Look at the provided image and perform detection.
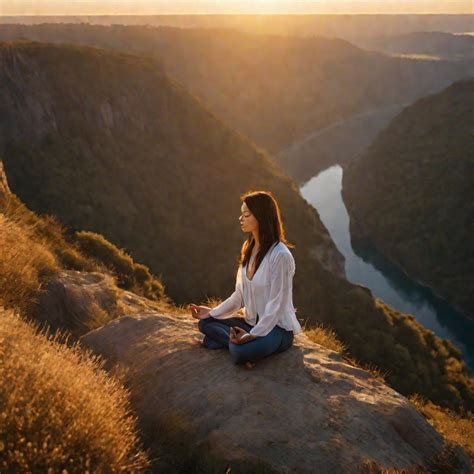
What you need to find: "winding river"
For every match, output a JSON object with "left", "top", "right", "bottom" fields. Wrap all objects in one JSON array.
[{"left": 300, "top": 164, "right": 474, "bottom": 374}]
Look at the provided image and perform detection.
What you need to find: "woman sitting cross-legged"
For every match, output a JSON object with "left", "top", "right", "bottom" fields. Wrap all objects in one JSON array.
[{"left": 190, "top": 190, "right": 302, "bottom": 369}]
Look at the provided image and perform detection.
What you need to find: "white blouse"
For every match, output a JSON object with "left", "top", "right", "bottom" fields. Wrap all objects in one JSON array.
[{"left": 208, "top": 241, "right": 302, "bottom": 337}]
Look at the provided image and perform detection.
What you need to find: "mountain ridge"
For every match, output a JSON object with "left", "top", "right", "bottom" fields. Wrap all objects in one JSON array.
[{"left": 0, "top": 23, "right": 472, "bottom": 155}]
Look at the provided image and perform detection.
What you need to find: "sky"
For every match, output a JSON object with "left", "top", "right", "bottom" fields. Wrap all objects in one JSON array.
[{"left": 1, "top": 1, "right": 472, "bottom": 15}]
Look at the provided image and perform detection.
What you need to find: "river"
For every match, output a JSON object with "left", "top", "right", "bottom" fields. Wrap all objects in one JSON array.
[{"left": 300, "top": 164, "right": 474, "bottom": 374}]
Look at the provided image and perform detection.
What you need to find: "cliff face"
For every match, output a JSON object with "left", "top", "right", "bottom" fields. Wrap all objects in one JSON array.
[
  {"left": 0, "top": 41, "right": 344, "bottom": 312},
  {"left": 342, "top": 78, "right": 474, "bottom": 318}
]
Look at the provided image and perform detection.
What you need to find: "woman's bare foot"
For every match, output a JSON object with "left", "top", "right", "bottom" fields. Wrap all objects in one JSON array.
[
  {"left": 245, "top": 361, "right": 256, "bottom": 370},
  {"left": 193, "top": 335, "right": 205, "bottom": 347}
]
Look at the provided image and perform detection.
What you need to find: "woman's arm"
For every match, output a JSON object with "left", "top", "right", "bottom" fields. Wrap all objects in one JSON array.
[
  {"left": 208, "top": 266, "right": 244, "bottom": 319},
  {"left": 249, "top": 252, "right": 295, "bottom": 337}
]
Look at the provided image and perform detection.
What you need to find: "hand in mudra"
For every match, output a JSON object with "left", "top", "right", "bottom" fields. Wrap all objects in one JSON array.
[
  {"left": 230, "top": 326, "right": 256, "bottom": 344},
  {"left": 190, "top": 303, "right": 212, "bottom": 320}
]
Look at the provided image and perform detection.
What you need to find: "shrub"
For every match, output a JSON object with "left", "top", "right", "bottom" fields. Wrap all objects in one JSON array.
[
  {"left": 75, "top": 230, "right": 166, "bottom": 301},
  {"left": 75, "top": 231, "right": 135, "bottom": 280},
  {"left": 0, "top": 196, "right": 99, "bottom": 274},
  {"left": 0, "top": 212, "right": 58, "bottom": 315},
  {"left": 0, "top": 307, "right": 150, "bottom": 472}
]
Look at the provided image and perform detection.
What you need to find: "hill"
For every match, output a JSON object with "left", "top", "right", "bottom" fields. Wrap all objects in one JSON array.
[
  {"left": 1, "top": 203, "right": 471, "bottom": 471},
  {"left": 342, "top": 78, "right": 474, "bottom": 319},
  {"left": 357, "top": 31, "right": 474, "bottom": 61},
  {"left": 1, "top": 159, "right": 473, "bottom": 472},
  {"left": 0, "top": 40, "right": 343, "bottom": 310},
  {"left": 0, "top": 24, "right": 472, "bottom": 156}
]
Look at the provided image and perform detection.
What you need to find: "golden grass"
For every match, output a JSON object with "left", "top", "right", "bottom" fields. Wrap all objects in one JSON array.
[
  {"left": 0, "top": 307, "right": 150, "bottom": 472},
  {"left": 304, "top": 322, "right": 388, "bottom": 383},
  {"left": 0, "top": 212, "right": 59, "bottom": 315},
  {"left": 304, "top": 322, "right": 347, "bottom": 353},
  {"left": 408, "top": 393, "right": 474, "bottom": 461},
  {"left": 1, "top": 196, "right": 101, "bottom": 274}
]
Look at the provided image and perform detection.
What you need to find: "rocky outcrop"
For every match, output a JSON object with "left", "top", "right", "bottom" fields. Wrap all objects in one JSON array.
[
  {"left": 35, "top": 270, "right": 169, "bottom": 338},
  {"left": 79, "top": 302, "right": 471, "bottom": 472},
  {"left": 36, "top": 271, "right": 122, "bottom": 336}
]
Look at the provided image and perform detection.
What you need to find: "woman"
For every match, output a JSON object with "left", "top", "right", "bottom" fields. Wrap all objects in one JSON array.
[{"left": 190, "top": 190, "right": 302, "bottom": 368}]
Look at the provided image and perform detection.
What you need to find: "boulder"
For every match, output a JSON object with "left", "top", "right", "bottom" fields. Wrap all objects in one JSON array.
[{"left": 79, "top": 305, "right": 470, "bottom": 473}]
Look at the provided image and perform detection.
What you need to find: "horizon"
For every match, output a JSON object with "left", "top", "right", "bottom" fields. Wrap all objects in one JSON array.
[{"left": 1, "top": 1, "right": 472, "bottom": 16}]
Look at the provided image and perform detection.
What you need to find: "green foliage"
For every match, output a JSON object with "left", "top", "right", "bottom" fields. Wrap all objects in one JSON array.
[{"left": 74, "top": 231, "right": 166, "bottom": 301}]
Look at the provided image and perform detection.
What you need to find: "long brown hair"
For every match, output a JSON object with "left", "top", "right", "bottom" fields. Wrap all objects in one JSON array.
[{"left": 239, "top": 190, "right": 294, "bottom": 272}]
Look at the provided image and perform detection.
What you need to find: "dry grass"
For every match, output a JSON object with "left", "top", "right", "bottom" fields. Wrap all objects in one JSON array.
[
  {"left": 304, "top": 321, "right": 347, "bottom": 353},
  {"left": 408, "top": 393, "right": 474, "bottom": 461},
  {"left": 0, "top": 212, "right": 59, "bottom": 315},
  {"left": 173, "top": 296, "right": 245, "bottom": 318},
  {"left": 0, "top": 307, "right": 150, "bottom": 472},
  {"left": 304, "top": 322, "right": 388, "bottom": 383},
  {"left": 359, "top": 438, "right": 471, "bottom": 473},
  {"left": 1, "top": 196, "right": 103, "bottom": 274},
  {"left": 357, "top": 393, "right": 473, "bottom": 473}
]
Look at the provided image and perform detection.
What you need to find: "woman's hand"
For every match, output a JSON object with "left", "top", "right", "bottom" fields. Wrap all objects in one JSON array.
[
  {"left": 190, "top": 304, "right": 212, "bottom": 320},
  {"left": 230, "top": 327, "right": 257, "bottom": 344}
]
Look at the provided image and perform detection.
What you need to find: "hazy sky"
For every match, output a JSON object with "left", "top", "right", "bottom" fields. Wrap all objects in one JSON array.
[{"left": 1, "top": 1, "right": 472, "bottom": 15}]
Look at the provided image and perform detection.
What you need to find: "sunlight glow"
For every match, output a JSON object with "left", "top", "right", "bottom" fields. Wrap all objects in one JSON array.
[{"left": 1, "top": 1, "right": 472, "bottom": 16}]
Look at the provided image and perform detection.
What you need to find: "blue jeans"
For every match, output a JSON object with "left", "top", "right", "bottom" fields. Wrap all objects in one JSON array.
[{"left": 198, "top": 315, "right": 294, "bottom": 364}]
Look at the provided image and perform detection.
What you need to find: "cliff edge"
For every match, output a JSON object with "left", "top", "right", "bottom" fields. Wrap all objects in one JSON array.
[{"left": 71, "top": 270, "right": 471, "bottom": 473}]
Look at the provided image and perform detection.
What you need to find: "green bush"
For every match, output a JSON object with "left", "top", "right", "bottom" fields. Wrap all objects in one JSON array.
[{"left": 75, "top": 231, "right": 166, "bottom": 301}]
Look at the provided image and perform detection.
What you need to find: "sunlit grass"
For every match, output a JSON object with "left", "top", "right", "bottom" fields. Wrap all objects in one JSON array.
[
  {"left": 0, "top": 211, "right": 59, "bottom": 316},
  {"left": 408, "top": 393, "right": 474, "bottom": 460},
  {"left": 0, "top": 307, "right": 150, "bottom": 472}
]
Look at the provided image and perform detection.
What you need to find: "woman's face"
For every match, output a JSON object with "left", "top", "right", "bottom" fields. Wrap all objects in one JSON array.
[{"left": 239, "top": 202, "right": 259, "bottom": 234}]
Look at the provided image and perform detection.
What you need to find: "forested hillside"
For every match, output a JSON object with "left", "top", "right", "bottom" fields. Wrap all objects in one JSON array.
[
  {"left": 0, "top": 40, "right": 343, "bottom": 309},
  {"left": 342, "top": 78, "right": 474, "bottom": 318}
]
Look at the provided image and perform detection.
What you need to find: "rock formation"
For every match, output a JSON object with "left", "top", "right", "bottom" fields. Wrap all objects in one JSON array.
[{"left": 74, "top": 270, "right": 471, "bottom": 473}]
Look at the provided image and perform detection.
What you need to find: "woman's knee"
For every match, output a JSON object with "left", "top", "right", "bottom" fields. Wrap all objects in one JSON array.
[
  {"left": 277, "top": 330, "right": 294, "bottom": 353},
  {"left": 198, "top": 317, "right": 212, "bottom": 333},
  {"left": 229, "top": 343, "right": 249, "bottom": 365}
]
